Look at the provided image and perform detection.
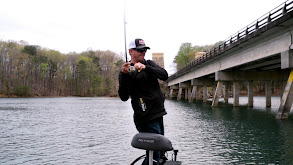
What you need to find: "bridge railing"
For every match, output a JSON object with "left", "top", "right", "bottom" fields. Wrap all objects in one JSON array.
[{"left": 168, "top": 0, "right": 293, "bottom": 82}]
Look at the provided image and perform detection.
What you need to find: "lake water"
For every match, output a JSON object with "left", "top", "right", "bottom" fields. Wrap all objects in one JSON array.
[{"left": 0, "top": 97, "right": 293, "bottom": 164}]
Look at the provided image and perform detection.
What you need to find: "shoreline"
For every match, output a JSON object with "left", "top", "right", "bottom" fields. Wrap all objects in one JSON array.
[{"left": 0, "top": 94, "right": 118, "bottom": 98}]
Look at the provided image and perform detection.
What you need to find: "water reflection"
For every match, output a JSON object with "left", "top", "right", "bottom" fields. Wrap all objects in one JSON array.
[{"left": 164, "top": 97, "right": 293, "bottom": 164}]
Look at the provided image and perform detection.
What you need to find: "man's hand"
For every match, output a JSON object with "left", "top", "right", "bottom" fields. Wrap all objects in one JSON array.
[
  {"left": 134, "top": 62, "right": 146, "bottom": 72},
  {"left": 121, "top": 62, "right": 131, "bottom": 74}
]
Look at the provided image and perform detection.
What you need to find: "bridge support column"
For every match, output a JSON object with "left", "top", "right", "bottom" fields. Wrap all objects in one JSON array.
[
  {"left": 248, "top": 81, "right": 253, "bottom": 107},
  {"left": 177, "top": 82, "right": 191, "bottom": 100},
  {"left": 187, "top": 88, "right": 192, "bottom": 101},
  {"left": 212, "top": 81, "right": 223, "bottom": 107},
  {"left": 233, "top": 81, "right": 240, "bottom": 107},
  {"left": 223, "top": 85, "right": 229, "bottom": 103},
  {"left": 265, "top": 80, "right": 272, "bottom": 107},
  {"left": 196, "top": 86, "right": 202, "bottom": 100},
  {"left": 169, "top": 88, "right": 174, "bottom": 99},
  {"left": 185, "top": 88, "right": 189, "bottom": 100},
  {"left": 276, "top": 70, "right": 293, "bottom": 119},
  {"left": 212, "top": 86, "right": 215, "bottom": 98},
  {"left": 165, "top": 88, "right": 170, "bottom": 98},
  {"left": 280, "top": 81, "right": 286, "bottom": 101},
  {"left": 203, "top": 84, "right": 208, "bottom": 102},
  {"left": 169, "top": 85, "right": 179, "bottom": 99},
  {"left": 189, "top": 86, "right": 197, "bottom": 102},
  {"left": 177, "top": 88, "right": 183, "bottom": 100}
]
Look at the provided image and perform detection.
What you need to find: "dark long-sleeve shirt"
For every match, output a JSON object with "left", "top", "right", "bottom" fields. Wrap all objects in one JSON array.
[{"left": 118, "top": 60, "right": 168, "bottom": 125}]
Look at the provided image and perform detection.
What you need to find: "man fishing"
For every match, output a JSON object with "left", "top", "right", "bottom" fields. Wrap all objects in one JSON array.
[{"left": 118, "top": 38, "right": 168, "bottom": 165}]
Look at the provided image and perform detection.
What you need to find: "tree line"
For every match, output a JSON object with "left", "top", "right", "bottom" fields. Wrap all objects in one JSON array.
[
  {"left": 1, "top": 39, "right": 283, "bottom": 98},
  {"left": 0, "top": 40, "right": 124, "bottom": 97}
]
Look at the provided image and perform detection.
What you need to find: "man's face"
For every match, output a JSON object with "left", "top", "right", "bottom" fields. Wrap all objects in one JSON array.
[{"left": 129, "top": 48, "right": 147, "bottom": 63}]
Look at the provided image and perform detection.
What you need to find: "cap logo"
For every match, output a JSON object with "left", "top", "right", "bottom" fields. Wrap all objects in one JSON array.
[{"left": 139, "top": 40, "right": 145, "bottom": 45}]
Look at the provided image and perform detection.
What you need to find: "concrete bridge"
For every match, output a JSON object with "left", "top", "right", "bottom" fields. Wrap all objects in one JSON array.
[{"left": 166, "top": 0, "right": 293, "bottom": 119}]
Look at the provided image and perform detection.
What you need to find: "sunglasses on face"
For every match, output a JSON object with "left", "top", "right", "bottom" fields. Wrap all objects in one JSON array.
[{"left": 133, "top": 48, "right": 147, "bottom": 53}]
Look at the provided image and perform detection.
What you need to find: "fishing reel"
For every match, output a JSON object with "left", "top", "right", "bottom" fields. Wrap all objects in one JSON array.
[{"left": 129, "top": 63, "right": 136, "bottom": 73}]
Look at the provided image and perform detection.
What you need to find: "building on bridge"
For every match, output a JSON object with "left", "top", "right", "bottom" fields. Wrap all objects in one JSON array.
[
  {"left": 152, "top": 53, "right": 164, "bottom": 68},
  {"left": 194, "top": 52, "right": 207, "bottom": 60}
]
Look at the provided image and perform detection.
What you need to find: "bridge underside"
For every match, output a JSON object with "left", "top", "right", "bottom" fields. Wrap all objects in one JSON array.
[{"left": 167, "top": 49, "right": 293, "bottom": 119}]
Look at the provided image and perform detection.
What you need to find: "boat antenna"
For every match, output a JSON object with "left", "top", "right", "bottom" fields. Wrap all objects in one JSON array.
[{"left": 124, "top": 1, "right": 128, "bottom": 62}]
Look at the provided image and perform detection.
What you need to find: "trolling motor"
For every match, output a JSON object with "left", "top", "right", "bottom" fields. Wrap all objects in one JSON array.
[{"left": 131, "top": 132, "right": 181, "bottom": 165}]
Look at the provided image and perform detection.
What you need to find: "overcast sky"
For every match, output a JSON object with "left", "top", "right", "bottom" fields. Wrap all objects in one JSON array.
[{"left": 0, "top": 0, "right": 285, "bottom": 74}]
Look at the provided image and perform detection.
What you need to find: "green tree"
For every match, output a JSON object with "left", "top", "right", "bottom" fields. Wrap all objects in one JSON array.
[
  {"left": 93, "top": 75, "right": 103, "bottom": 96},
  {"left": 14, "top": 84, "right": 31, "bottom": 97},
  {"left": 22, "top": 45, "right": 37, "bottom": 56},
  {"left": 173, "top": 43, "right": 195, "bottom": 70},
  {"left": 40, "top": 63, "right": 48, "bottom": 78},
  {"left": 173, "top": 42, "right": 221, "bottom": 71},
  {"left": 75, "top": 56, "right": 97, "bottom": 96}
]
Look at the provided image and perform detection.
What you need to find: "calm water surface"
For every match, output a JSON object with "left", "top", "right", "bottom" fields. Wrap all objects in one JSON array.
[{"left": 0, "top": 97, "right": 293, "bottom": 164}]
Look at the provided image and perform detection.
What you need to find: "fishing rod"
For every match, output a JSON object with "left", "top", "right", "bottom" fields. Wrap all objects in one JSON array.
[
  {"left": 123, "top": 1, "right": 136, "bottom": 73},
  {"left": 124, "top": 1, "right": 128, "bottom": 62}
]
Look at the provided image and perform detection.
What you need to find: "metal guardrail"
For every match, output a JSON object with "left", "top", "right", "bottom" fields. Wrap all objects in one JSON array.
[{"left": 168, "top": 0, "right": 293, "bottom": 81}]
